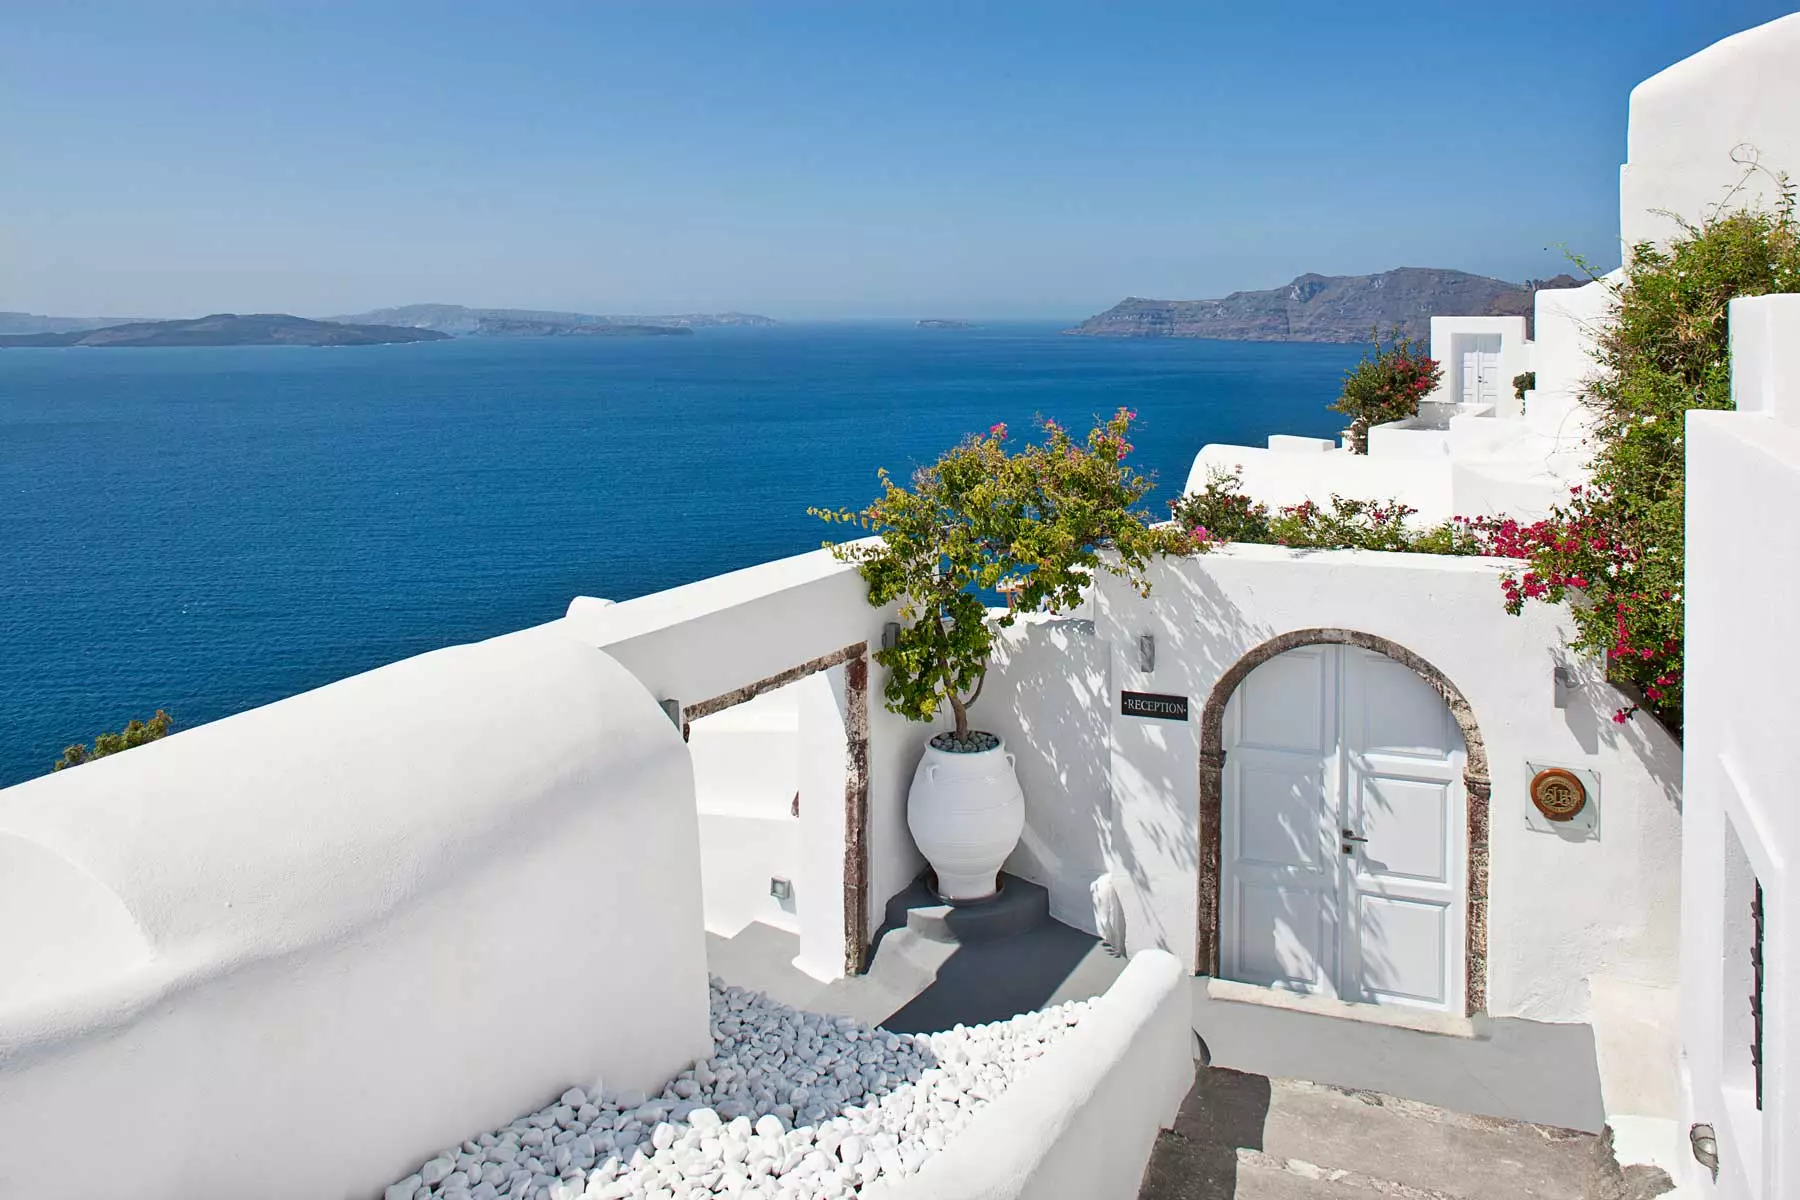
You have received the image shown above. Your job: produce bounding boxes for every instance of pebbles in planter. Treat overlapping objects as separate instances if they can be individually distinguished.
[927,730,1000,754]
[385,978,1090,1200]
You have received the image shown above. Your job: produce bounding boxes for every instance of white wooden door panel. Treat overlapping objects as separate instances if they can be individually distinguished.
[1234,880,1334,993]
[1234,647,1331,753]
[1220,644,1341,998]
[1221,645,1466,1014]
[1355,771,1451,884]
[1355,894,1451,1006]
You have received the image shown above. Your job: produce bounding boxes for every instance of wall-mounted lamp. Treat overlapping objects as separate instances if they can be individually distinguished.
[1552,661,1581,709]
[1138,633,1156,673]
[659,698,682,727]
[882,621,901,651]
[769,876,794,902]
[1689,1123,1719,1181]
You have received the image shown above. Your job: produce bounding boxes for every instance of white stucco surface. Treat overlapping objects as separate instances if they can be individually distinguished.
[560,546,930,977]
[0,626,711,1200]
[1426,316,1531,419]
[1092,547,1683,1024]
[1680,295,1800,1200]
[979,615,1114,935]
[1621,13,1800,252]
[867,949,1192,1200]
[1185,441,1460,523]
[690,688,803,936]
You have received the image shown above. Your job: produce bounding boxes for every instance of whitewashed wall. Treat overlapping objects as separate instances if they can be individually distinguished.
[560,548,930,980]
[1184,442,1459,523]
[1680,294,1800,1200]
[1426,316,1532,418]
[0,627,711,1200]
[979,615,1114,935]
[1532,277,1614,409]
[689,687,803,937]
[1092,547,1683,1024]
[1621,13,1800,253]
[869,950,1192,1200]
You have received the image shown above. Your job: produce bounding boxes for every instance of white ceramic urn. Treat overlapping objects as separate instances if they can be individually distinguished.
[907,736,1025,902]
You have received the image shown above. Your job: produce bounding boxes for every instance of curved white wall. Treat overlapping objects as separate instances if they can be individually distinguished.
[0,626,710,1200]
[868,950,1193,1200]
[1622,13,1800,251]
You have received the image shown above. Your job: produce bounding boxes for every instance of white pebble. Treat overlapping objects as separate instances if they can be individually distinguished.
[386,979,1088,1200]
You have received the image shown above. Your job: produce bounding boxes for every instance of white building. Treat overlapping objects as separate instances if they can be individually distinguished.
[2,13,1798,1200]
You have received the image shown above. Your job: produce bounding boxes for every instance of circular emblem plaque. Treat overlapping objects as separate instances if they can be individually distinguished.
[1530,767,1587,822]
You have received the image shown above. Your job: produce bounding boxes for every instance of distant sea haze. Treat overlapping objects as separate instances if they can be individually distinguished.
[0,324,1359,785]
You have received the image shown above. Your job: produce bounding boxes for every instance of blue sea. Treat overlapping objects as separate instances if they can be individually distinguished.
[0,324,1357,786]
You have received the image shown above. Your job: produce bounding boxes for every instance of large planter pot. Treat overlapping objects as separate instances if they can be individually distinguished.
[907,735,1025,902]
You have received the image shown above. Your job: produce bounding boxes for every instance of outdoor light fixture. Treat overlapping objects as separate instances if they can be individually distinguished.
[769,877,793,902]
[1689,1124,1719,1181]
[1138,633,1156,673]
[882,621,901,650]
[1553,660,1581,709]
[659,699,682,727]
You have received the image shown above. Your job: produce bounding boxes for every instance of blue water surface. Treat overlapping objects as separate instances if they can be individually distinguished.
[0,324,1357,785]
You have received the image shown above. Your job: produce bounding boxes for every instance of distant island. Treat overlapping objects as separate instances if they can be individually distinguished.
[455,317,692,338]
[1065,268,1584,343]
[0,314,450,349]
[332,304,778,336]
[916,319,977,330]
[0,311,150,336]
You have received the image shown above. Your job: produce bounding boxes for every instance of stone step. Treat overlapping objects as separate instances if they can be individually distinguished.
[882,870,1049,944]
[1139,1068,1647,1200]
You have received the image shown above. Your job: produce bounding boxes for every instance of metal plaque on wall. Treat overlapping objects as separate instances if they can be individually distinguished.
[1524,761,1601,838]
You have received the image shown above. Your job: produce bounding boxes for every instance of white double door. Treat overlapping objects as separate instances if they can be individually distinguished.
[1220,644,1467,1013]
[1460,334,1503,408]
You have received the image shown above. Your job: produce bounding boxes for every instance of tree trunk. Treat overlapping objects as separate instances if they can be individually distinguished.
[1350,417,1370,455]
[947,690,970,739]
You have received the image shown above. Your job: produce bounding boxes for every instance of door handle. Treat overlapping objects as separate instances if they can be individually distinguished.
[1341,830,1368,844]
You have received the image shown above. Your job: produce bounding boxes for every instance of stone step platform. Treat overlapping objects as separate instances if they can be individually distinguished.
[1137,1066,1676,1200]
[882,870,1050,944]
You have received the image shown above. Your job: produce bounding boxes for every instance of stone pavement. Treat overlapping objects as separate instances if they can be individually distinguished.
[1137,1066,1676,1200]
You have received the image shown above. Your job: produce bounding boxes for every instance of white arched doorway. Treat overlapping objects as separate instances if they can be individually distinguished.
[1218,642,1470,1014]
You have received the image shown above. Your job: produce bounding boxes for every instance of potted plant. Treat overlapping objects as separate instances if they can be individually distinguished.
[814,409,1189,901]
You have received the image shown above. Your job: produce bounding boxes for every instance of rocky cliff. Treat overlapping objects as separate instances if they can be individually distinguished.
[1066,269,1582,343]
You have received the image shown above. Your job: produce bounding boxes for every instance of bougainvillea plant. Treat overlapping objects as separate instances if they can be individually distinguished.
[814,409,1194,740]
[1168,467,1485,555]
[1331,328,1444,454]
[1482,194,1800,730]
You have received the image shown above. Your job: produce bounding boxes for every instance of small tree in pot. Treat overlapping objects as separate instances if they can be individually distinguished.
[813,409,1191,899]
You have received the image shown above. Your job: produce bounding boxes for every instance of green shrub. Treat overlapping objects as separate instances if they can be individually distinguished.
[1169,469,1484,555]
[1331,328,1443,454]
[1492,192,1800,729]
[1165,467,1273,543]
[1512,370,1536,401]
[816,411,1195,737]
[55,709,173,772]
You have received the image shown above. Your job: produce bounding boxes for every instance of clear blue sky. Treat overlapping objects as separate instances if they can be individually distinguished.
[4,1,1795,319]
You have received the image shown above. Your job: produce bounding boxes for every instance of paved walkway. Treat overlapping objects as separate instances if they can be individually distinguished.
[1138,1066,1673,1200]
[1190,984,1606,1133]
[705,913,1125,1033]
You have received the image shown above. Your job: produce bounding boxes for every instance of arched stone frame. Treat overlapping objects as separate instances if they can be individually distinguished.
[1195,628,1492,1016]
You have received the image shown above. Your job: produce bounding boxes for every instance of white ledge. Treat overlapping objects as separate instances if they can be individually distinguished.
[1204,977,1477,1039]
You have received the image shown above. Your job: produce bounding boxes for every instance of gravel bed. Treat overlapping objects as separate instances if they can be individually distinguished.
[386,978,1089,1200]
